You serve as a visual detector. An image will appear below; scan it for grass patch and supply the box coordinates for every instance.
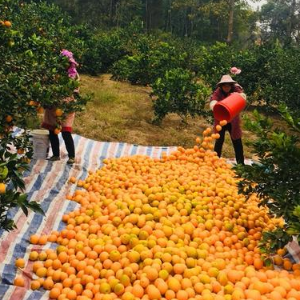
[73,74,293,160]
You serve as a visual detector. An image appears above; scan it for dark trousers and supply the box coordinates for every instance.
[49,130,75,158]
[214,123,244,165]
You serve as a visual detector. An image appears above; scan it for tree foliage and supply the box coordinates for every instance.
[0,0,89,231]
[49,0,257,44]
[235,107,300,253]
[150,68,211,124]
[259,0,300,44]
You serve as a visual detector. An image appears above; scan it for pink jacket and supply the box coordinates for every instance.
[42,109,75,132]
[42,54,79,132]
[210,84,243,140]
[42,96,75,132]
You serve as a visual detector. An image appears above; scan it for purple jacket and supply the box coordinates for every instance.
[210,84,243,140]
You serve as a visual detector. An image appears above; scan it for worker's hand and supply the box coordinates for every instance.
[240,93,247,100]
[210,100,217,110]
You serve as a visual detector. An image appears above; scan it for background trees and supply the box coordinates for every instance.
[47,0,255,43]
[28,0,299,46]
[259,0,300,45]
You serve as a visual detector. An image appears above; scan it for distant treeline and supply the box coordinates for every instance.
[40,0,300,46]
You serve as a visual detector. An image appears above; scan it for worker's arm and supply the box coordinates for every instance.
[240,93,247,101]
[209,88,221,110]
[210,100,218,110]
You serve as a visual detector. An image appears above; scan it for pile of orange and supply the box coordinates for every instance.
[14,123,300,300]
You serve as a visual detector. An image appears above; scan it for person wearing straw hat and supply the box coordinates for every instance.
[42,49,80,165]
[210,74,246,165]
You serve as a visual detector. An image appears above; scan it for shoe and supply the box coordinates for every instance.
[67,157,75,165]
[48,156,60,161]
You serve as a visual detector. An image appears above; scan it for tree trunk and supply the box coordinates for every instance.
[145,0,149,31]
[287,0,296,42]
[227,0,234,44]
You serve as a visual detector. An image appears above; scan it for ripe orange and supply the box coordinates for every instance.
[253,258,264,270]
[17,148,25,154]
[68,176,77,184]
[54,128,61,135]
[114,283,125,295]
[15,258,25,268]
[216,125,222,131]
[29,251,39,261]
[220,120,227,126]
[28,100,37,106]
[29,235,39,245]
[14,276,25,287]
[55,108,64,117]
[146,284,161,300]
[283,259,293,271]
[5,115,13,123]
[30,280,41,290]
[37,106,44,114]
[4,20,12,27]
[0,183,6,194]
[36,267,47,278]
[49,287,61,299]
[38,235,48,245]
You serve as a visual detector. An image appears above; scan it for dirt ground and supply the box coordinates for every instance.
[73,74,275,160]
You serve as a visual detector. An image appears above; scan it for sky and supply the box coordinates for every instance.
[247,0,268,10]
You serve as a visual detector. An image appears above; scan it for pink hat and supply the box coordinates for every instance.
[217,75,236,86]
[61,49,78,66]
[61,49,73,59]
[61,49,79,79]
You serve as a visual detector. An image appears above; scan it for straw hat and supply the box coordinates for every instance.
[217,74,236,86]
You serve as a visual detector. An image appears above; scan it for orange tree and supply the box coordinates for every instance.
[0,0,89,231]
[235,106,300,254]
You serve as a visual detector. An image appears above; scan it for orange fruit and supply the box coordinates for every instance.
[15,258,25,268]
[145,267,159,281]
[54,128,61,135]
[5,115,13,122]
[29,235,39,245]
[66,290,77,300]
[0,183,6,194]
[36,267,47,278]
[30,280,41,290]
[38,235,48,245]
[114,283,125,295]
[43,278,55,290]
[220,120,227,126]
[14,276,25,287]
[253,258,264,270]
[69,177,77,184]
[176,290,189,300]
[132,284,144,298]
[283,259,293,271]
[216,125,222,131]
[147,284,161,300]
[55,108,64,117]
[4,20,12,27]
[37,106,44,114]
[49,287,61,299]
[29,251,39,261]
[227,270,244,284]
[38,251,48,261]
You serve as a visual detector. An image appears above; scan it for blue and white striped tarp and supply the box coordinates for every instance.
[0,133,299,300]
[0,133,177,300]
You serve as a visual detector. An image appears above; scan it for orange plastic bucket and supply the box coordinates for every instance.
[213,92,246,122]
